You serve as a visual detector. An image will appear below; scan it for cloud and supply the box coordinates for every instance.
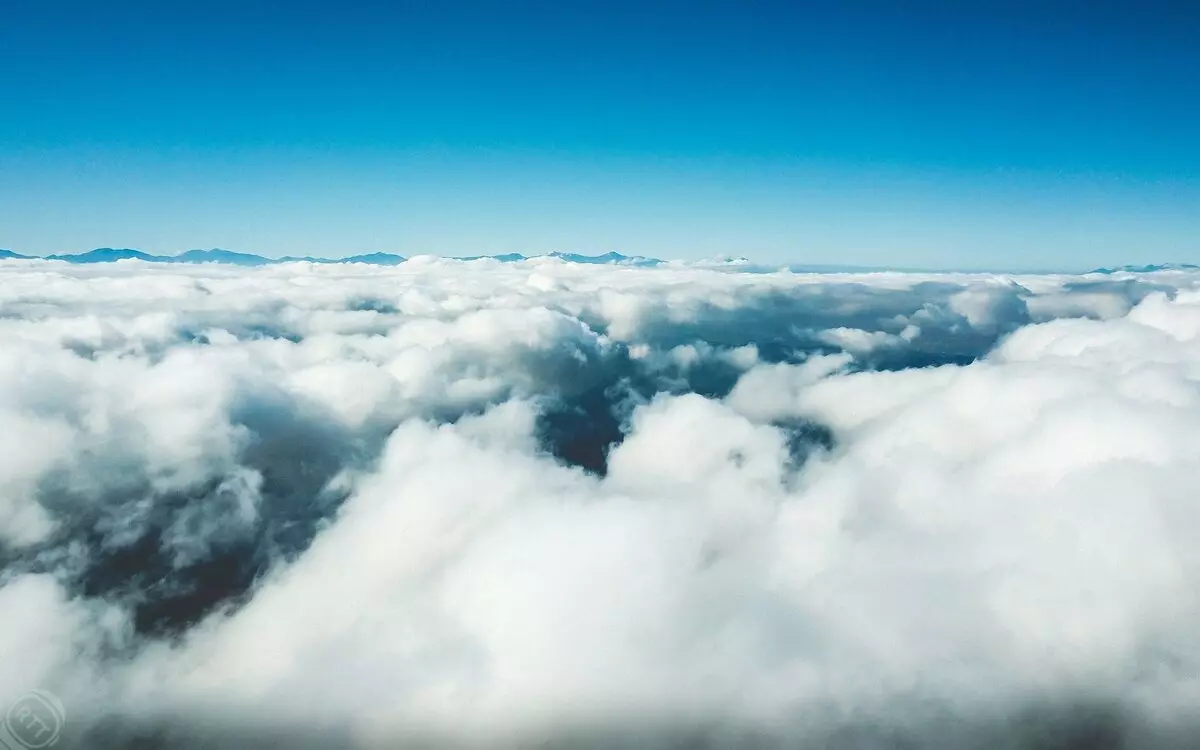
[2,259,1200,747]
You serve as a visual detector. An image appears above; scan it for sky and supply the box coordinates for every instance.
[1,0,1198,270]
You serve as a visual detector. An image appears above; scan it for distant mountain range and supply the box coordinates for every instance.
[545,251,662,267]
[0,248,667,267]
[1090,263,1200,274]
[4,249,1198,274]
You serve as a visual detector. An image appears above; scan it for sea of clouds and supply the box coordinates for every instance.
[1,255,1199,748]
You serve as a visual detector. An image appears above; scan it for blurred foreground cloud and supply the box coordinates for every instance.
[1,257,1199,748]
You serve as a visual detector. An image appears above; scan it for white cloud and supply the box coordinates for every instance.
[2,259,1200,746]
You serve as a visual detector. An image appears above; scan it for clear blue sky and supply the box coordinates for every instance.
[2,0,1198,269]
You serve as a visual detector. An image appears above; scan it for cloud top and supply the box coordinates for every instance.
[2,260,1200,748]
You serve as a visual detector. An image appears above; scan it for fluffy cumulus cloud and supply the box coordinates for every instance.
[2,256,1200,748]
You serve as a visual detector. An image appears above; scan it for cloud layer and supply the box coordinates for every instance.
[2,257,1199,748]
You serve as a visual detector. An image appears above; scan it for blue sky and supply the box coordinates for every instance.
[2,0,1198,270]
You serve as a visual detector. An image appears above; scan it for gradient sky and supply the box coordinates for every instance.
[2,0,1198,270]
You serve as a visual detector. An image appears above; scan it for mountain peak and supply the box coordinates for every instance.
[47,248,164,263]
[174,248,272,266]
[340,252,406,265]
